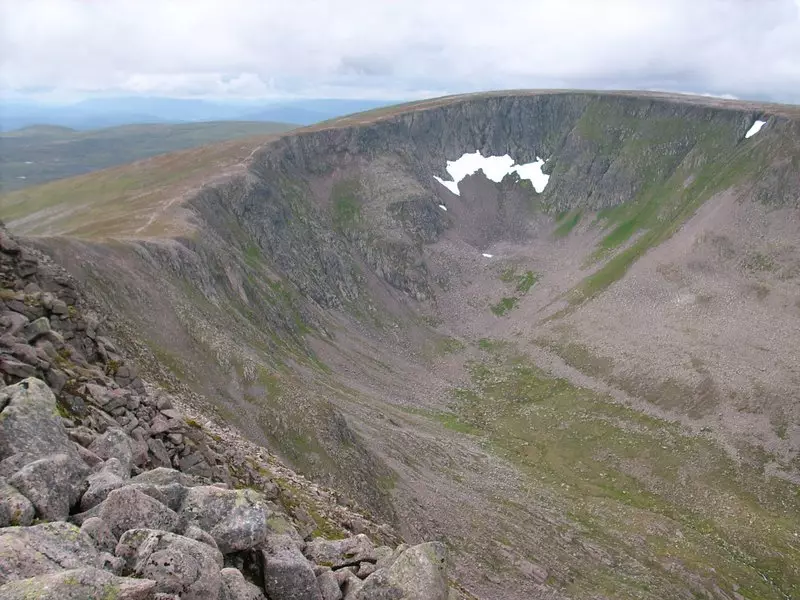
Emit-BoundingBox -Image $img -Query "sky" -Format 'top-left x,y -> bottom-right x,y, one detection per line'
1,0 -> 800,104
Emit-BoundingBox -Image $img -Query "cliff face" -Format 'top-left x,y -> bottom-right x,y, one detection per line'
16,91 -> 800,600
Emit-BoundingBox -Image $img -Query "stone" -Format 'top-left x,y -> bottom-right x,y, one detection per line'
98,486 -> 180,538
88,427 -> 134,475
102,457 -> 131,480
0,378 -> 76,462
9,453 -> 89,520
0,312 -> 27,336
80,516 -> 118,554
147,438 -> 172,468
336,570 -> 363,599
0,567 -> 157,600
352,542 -> 449,600
317,569 -> 343,600
74,443 -> 104,468
22,317 -> 50,342
44,368 -> 68,395
180,485 -> 273,554
219,567 -> 267,600
0,479 -> 34,527
51,299 -> 69,316
356,561 -> 377,578
0,522 -> 100,585
183,524 -> 219,551
303,534 -> 377,569
0,357 -> 36,379
68,425 -> 98,447
261,534 -> 322,600
115,529 -> 223,600
79,469 -> 125,511
130,467 -> 196,488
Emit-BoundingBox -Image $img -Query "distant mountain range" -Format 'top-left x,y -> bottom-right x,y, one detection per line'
0,97 -> 402,131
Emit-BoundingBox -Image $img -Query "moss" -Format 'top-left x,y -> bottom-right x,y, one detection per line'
331,179 -> 363,230
554,210 -> 582,237
514,270 -> 539,294
104,359 -> 120,377
185,418 -> 202,429
490,297 -> 518,316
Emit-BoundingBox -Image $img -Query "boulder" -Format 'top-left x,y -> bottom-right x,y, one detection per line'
9,453 -> 89,520
0,567 -> 156,600
115,529 -> 223,600
352,542 -> 449,600
180,486 -> 272,554
88,428 -> 134,475
0,378 -> 76,461
98,487 -> 180,538
80,469 -> 125,511
80,517 -> 118,554
261,534 -> 322,600
0,522 -> 100,585
0,479 -> 34,527
130,467 -> 196,488
317,569 -> 343,600
303,534 -> 377,569
183,524 -> 220,551
219,567 -> 267,600
22,317 -> 51,343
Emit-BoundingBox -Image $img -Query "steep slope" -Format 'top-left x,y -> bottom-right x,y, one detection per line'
3,90 -> 799,600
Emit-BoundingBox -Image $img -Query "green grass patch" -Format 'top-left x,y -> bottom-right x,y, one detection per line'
490,297 -> 518,316
554,210 -> 582,237
514,270 -> 539,293
331,179 -> 362,230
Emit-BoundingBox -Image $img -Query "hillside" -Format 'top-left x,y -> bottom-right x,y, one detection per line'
2,90 -> 799,600
0,121 -> 295,191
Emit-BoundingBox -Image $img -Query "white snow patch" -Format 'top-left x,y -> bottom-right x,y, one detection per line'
24,161 -> 33,165
434,151 -> 550,196
482,253 -> 493,258
16,176 -> 26,180
438,204 -> 448,211
745,120 -> 767,139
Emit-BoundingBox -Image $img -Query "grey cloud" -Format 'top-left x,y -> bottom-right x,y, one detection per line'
1,0 -> 799,103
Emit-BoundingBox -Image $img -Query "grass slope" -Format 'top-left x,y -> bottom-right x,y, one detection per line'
0,121 -> 294,191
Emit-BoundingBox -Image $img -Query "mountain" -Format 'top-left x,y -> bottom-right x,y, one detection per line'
0,97 -> 400,131
1,89 -> 799,599
0,121 -> 296,191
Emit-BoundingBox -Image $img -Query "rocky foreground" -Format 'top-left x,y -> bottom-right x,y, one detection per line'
0,225 -> 453,600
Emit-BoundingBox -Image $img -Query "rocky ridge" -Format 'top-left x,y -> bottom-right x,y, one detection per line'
0,223 -> 454,600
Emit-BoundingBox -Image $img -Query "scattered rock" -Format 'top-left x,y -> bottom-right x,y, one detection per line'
304,534 -> 377,568
353,542 -> 449,600
88,428 -> 134,475
0,479 -> 34,527
262,534 -> 323,600
8,453 -> 88,520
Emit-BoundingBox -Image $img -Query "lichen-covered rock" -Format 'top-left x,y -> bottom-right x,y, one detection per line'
179,485 -> 273,554
219,567 -> 267,600
0,522 -> 100,585
115,529 -> 223,600
317,569 -> 343,600
130,467 -> 196,488
0,479 -> 34,527
0,378 -> 75,462
98,486 -> 180,538
0,567 -> 156,600
352,542 -> 449,600
87,427 -> 134,475
80,469 -> 125,511
303,534 -> 377,569
80,516 -> 118,554
8,453 -> 88,520
262,534 -> 322,600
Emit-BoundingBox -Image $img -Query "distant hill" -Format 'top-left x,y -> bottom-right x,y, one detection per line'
0,120 -> 295,191
0,97 -> 400,131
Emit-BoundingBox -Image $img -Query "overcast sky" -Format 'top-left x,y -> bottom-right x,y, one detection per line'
2,0 -> 799,104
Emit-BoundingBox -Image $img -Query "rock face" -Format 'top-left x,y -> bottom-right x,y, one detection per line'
0,225 -> 449,600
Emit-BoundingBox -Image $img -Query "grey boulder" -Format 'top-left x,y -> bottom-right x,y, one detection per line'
9,453 -> 88,520
180,486 -> 272,553
80,469 -> 125,511
80,516 -> 118,554
115,529 -> 223,600
352,542 -> 449,600
304,534 -> 377,569
0,522 -> 100,585
317,569 -> 343,600
88,428 -> 134,476
0,479 -> 34,527
262,534 -> 322,600
0,567 -> 156,600
219,567 -> 267,600
98,486 -> 180,538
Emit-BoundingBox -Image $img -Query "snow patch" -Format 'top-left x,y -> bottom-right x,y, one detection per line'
438,204 -> 448,211
745,120 -> 766,139
24,161 -> 33,165
482,253 -> 493,258
434,151 -> 550,196
16,176 -> 26,180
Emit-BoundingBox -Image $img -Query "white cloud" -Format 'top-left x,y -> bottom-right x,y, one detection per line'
1,0 -> 799,102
